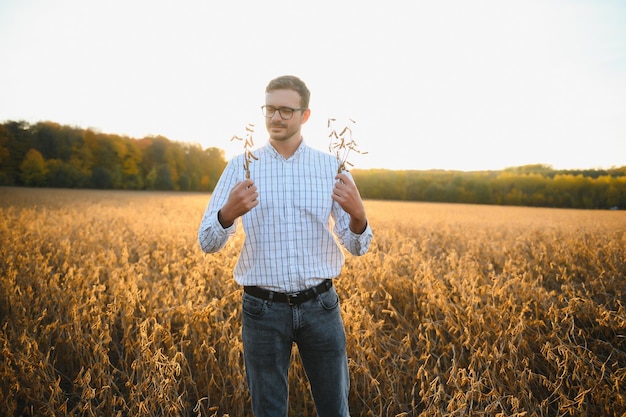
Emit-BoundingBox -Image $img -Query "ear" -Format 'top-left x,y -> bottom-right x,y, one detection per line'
301,108 -> 311,124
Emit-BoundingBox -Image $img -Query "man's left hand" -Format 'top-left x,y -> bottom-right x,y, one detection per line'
333,173 -> 368,234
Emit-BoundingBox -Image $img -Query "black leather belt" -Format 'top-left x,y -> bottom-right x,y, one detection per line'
244,279 -> 333,305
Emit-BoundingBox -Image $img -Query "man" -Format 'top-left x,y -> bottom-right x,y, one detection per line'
198,75 -> 373,417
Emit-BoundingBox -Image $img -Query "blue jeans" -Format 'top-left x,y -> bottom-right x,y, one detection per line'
241,285 -> 350,417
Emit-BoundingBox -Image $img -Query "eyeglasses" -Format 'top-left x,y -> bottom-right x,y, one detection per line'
261,105 -> 307,120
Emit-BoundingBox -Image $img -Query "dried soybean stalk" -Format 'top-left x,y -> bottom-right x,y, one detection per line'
230,123 -> 257,179
328,117 -> 367,174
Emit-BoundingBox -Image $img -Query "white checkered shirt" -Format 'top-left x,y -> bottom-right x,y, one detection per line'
198,141 -> 373,293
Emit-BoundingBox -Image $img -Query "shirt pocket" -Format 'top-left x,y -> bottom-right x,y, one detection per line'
293,172 -> 334,222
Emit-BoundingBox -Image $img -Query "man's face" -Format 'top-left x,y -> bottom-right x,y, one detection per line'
264,89 -> 309,142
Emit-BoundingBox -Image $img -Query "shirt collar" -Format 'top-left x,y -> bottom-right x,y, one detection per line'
266,139 -> 308,160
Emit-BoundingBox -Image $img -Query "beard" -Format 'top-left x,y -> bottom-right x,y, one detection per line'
267,121 -> 299,142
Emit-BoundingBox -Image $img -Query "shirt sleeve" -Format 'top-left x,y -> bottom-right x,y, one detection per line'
331,172 -> 373,256
337,220 -> 373,256
198,159 -> 239,253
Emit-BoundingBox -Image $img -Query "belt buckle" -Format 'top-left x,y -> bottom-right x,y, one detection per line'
286,293 -> 298,306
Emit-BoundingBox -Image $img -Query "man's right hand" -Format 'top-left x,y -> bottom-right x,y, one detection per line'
218,179 -> 259,228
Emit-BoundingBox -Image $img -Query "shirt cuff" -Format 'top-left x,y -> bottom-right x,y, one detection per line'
215,211 -> 236,233
347,222 -> 373,254
351,221 -> 371,237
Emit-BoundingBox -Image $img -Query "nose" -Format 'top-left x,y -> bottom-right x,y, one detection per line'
271,111 -> 283,120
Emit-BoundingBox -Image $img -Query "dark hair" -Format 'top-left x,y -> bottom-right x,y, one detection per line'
265,75 -> 310,109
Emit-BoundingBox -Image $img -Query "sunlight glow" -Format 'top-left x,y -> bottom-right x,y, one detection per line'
1,0 -> 624,171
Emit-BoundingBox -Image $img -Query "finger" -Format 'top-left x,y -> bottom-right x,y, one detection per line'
240,179 -> 255,190
335,173 -> 352,184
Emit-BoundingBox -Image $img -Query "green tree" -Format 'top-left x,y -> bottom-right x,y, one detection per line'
92,166 -> 115,189
2,121 -> 34,185
155,164 -> 173,190
121,140 -> 143,189
203,147 -> 227,191
46,158 -> 86,188
20,148 -> 47,186
0,125 -> 12,185
178,173 -> 191,191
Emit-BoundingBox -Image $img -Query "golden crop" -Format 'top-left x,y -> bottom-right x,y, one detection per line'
1,187 -> 625,416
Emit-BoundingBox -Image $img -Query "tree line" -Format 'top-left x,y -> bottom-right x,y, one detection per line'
1,120 -> 625,209
352,165 -> 626,210
0,121 -> 227,191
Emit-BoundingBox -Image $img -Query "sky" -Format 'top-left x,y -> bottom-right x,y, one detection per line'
1,0 -> 625,172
